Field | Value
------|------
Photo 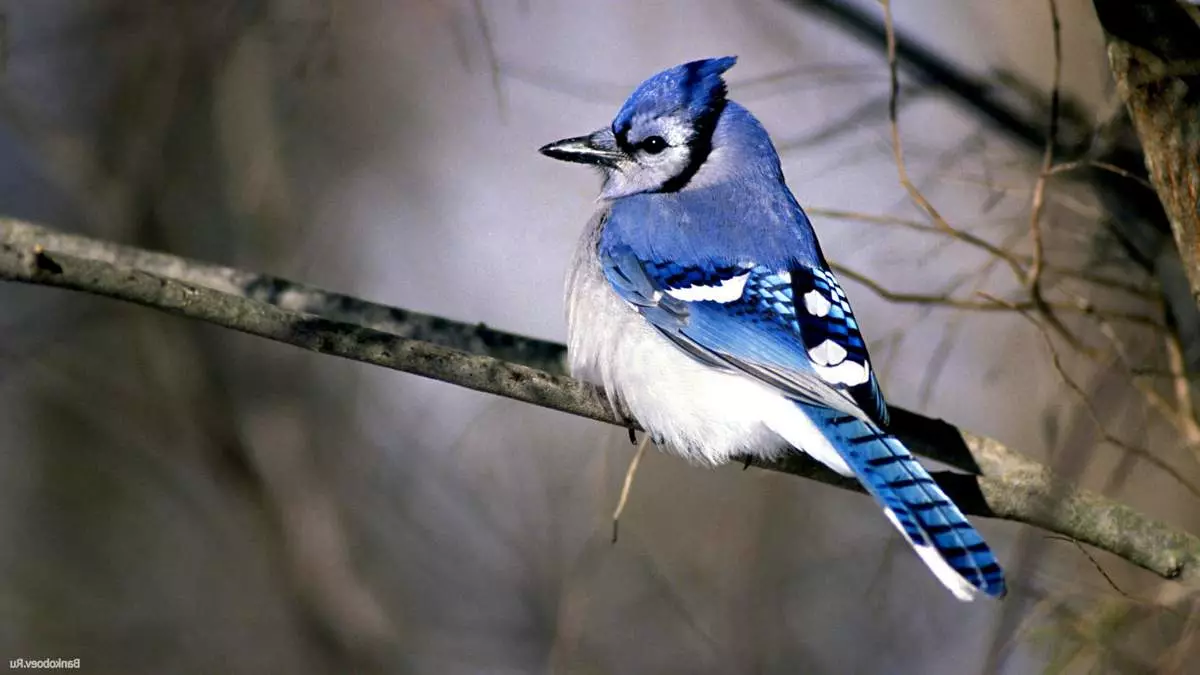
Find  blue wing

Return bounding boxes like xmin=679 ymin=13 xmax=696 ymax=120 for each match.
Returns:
xmin=601 ymin=243 xmax=1007 ymax=599
xmin=601 ymin=243 xmax=889 ymax=426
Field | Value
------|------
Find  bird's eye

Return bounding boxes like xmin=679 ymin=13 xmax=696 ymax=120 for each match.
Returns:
xmin=640 ymin=136 xmax=668 ymax=155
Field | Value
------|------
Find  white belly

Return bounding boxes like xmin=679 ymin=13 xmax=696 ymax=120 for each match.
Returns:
xmin=564 ymin=213 xmax=789 ymax=466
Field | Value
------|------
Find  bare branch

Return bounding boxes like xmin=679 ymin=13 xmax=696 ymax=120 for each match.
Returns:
xmin=981 ymin=290 xmax=1200 ymax=499
xmin=877 ymin=0 xmax=1023 ymax=279
xmin=1026 ymin=0 xmax=1061 ymax=300
xmin=2 ymin=218 xmax=1200 ymax=586
xmin=832 ymin=262 xmax=1161 ymax=327
xmin=1048 ymin=160 xmax=1155 ymax=191
xmin=808 ymin=206 xmax=1155 ymax=299
xmin=0 ymin=219 xmax=568 ymax=374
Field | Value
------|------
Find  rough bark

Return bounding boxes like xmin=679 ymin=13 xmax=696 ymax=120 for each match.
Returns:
xmin=1095 ymin=0 xmax=1200 ymax=305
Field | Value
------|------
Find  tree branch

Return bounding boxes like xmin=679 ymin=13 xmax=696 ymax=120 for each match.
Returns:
xmin=3 ymin=218 xmax=1199 ymax=587
xmin=1094 ymin=0 xmax=1200 ymax=306
xmin=0 ymin=219 xmax=569 ymax=374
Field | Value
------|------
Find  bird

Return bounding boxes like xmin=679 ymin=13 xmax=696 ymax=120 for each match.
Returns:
xmin=539 ymin=57 xmax=1005 ymax=601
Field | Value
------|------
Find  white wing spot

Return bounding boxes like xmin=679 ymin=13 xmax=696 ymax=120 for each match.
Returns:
xmin=665 ymin=273 xmax=750 ymax=303
xmin=776 ymin=271 xmax=792 ymax=283
xmin=803 ymin=290 xmax=831 ymax=317
xmin=812 ymin=359 xmax=870 ymax=386
xmin=808 ymin=339 xmax=847 ymax=366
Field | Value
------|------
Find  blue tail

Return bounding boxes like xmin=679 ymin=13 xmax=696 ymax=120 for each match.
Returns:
xmin=804 ymin=405 xmax=1006 ymax=600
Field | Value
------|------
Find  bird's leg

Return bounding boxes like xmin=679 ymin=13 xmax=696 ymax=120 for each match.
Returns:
xmin=606 ymin=395 xmax=639 ymax=446
xmin=612 ymin=435 xmax=651 ymax=544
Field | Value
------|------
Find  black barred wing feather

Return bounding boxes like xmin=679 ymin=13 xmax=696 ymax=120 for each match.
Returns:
xmin=778 ymin=265 xmax=889 ymax=426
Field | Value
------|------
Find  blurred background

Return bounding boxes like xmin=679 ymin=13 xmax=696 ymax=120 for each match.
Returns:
xmin=1 ymin=0 xmax=1197 ymax=672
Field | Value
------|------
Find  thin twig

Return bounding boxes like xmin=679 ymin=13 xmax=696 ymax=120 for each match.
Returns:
xmin=834 ymin=263 xmax=1161 ymax=327
xmin=612 ymin=435 xmax=650 ymax=544
xmin=1094 ymin=317 xmax=1200 ymax=462
xmin=809 ymin=206 xmax=1154 ymax=299
xmin=1025 ymin=0 xmax=1061 ymax=307
xmin=1044 ymin=534 xmax=1133 ymax=599
xmin=877 ymin=1 xmax=1031 ymax=279
xmin=1165 ymin=325 xmax=1200 ymax=450
xmin=1048 ymin=160 xmax=1156 ymax=191
xmin=979 ymin=291 xmax=1200 ymax=499
xmin=917 ymin=229 xmax=1027 ymax=407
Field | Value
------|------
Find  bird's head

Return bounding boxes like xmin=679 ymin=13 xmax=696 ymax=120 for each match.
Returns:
xmin=540 ymin=57 xmax=743 ymax=199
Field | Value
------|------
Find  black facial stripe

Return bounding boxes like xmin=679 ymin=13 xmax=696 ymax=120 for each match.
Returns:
xmin=613 ymin=123 xmax=633 ymax=153
xmin=656 ymin=100 xmax=725 ymax=193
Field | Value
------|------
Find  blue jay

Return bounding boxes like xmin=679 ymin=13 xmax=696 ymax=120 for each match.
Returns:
xmin=540 ymin=57 xmax=1005 ymax=600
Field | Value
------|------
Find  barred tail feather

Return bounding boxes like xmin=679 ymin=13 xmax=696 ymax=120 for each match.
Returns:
xmin=766 ymin=402 xmax=1006 ymax=600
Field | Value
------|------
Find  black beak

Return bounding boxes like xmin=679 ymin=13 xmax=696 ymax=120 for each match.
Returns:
xmin=538 ymin=128 xmax=625 ymax=168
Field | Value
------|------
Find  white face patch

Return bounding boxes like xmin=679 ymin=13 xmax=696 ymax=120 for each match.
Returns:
xmin=812 ymin=358 xmax=870 ymax=386
xmin=655 ymin=116 xmax=693 ymax=146
xmin=803 ymin=290 xmax=831 ymax=317
xmin=600 ymin=115 xmax=697 ymax=199
xmin=665 ymin=273 xmax=750 ymax=303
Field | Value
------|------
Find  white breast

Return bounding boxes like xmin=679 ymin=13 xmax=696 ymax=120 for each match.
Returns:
xmin=564 ymin=210 xmax=790 ymax=466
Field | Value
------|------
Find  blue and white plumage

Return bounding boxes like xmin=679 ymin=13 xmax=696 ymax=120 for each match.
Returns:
xmin=542 ymin=57 xmax=1005 ymax=601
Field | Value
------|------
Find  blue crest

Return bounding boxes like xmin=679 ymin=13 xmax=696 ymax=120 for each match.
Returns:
xmin=612 ymin=57 xmax=738 ymax=135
